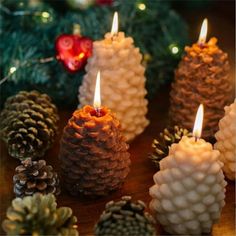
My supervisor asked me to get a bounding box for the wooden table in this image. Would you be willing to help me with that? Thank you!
[0,85,235,235]
[0,2,235,236]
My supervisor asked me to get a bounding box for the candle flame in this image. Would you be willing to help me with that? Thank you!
[93,71,101,110]
[198,18,208,44]
[111,12,118,36]
[193,104,204,140]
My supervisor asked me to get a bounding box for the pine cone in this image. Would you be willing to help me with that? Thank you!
[0,90,59,160]
[150,126,191,169]
[94,196,156,236]
[215,100,236,180]
[59,105,130,196]
[169,37,232,139]
[13,158,60,198]
[2,193,79,236]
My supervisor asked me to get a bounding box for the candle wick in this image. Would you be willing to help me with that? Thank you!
[95,107,101,117]
[194,136,198,142]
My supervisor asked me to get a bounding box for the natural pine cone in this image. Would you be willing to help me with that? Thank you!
[169,37,232,139]
[150,126,191,169]
[13,158,60,198]
[215,100,236,180]
[94,196,156,236]
[0,90,59,160]
[59,105,130,196]
[2,193,78,236]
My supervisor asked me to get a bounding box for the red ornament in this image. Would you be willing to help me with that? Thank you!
[95,0,113,6]
[55,34,93,73]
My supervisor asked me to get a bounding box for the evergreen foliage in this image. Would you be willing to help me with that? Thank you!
[0,0,188,108]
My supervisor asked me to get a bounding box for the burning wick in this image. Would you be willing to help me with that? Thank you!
[193,104,204,142]
[93,71,101,116]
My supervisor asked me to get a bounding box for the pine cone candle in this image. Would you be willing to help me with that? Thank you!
[59,105,130,196]
[13,158,60,197]
[78,14,149,141]
[149,135,227,235]
[150,126,191,169]
[214,100,236,181]
[0,90,59,160]
[2,193,78,236]
[169,21,232,139]
[94,196,156,236]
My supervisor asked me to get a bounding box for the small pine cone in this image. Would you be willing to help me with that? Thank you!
[0,90,59,160]
[149,126,191,169]
[94,196,156,236]
[13,158,60,198]
[59,105,130,196]
[2,193,78,236]
[169,37,232,139]
[215,100,236,180]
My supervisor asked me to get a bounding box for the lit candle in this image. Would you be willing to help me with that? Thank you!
[170,18,232,139]
[78,12,149,141]
[59,72,131,197]
[150,104,227,235]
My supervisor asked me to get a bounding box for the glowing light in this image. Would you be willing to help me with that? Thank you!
[42,12,50,18]
[171,46,179,54]
[9,67,17,74]
[138,3,146,10]
[198,18,208,44]
[93,71,101,110]
[193,104,204,140]
[111,12,118,36]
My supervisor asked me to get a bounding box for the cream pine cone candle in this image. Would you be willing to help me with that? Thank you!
[78,13,149,141]
[215,100,236,180]
[149,105,227,235]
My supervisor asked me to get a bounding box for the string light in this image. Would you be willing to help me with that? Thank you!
[40,11,51,23]
[0,57,55,86]
[137,3,146,11]
[9,67,17,74]
[169,44,179,55]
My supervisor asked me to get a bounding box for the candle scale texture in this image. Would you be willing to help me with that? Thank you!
[78,32,149,141]
[59,105,130,196]
[215,100,236,180]
[169,38,232,139]
[149,136,226,235]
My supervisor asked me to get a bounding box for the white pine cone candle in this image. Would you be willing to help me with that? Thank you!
[78,31,149,141]
[215,100,236,180]
[149,136,227,235]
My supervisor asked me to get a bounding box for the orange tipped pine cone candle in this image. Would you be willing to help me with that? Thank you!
[78,12,149,141]
[215,100,236,181]
[59,72,130,196]
[149,105,227,235]
[169,19,232,139]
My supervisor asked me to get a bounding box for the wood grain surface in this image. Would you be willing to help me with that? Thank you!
[0,1,235,235]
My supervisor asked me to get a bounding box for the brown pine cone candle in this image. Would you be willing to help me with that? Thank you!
[59,105,131,197]
[169,19,232,139]
[13,158,60,198]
